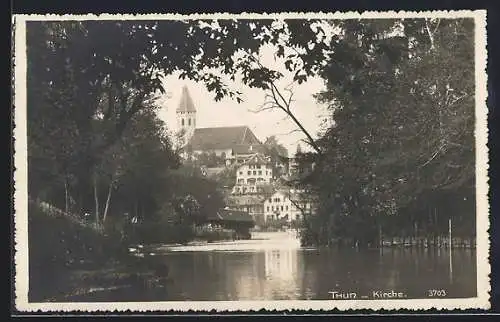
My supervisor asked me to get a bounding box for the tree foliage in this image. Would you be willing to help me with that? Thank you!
[301,18,476,247]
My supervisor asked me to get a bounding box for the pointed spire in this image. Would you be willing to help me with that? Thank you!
[177,85,196,113]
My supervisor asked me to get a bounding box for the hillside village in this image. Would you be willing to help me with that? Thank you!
[175,86,317,228]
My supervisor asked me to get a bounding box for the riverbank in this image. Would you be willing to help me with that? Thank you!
[27,200,252,301]
[28,200,167,301]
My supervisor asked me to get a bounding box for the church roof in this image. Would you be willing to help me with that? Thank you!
[188,126,261,151]
[177,86,196,113]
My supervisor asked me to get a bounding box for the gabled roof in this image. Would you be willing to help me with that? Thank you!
[242,153,271,166]
[177,86,196,113]
[202,167,226,177]
[188,126,261,151]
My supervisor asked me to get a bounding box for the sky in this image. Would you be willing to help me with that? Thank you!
[155,44,332,155]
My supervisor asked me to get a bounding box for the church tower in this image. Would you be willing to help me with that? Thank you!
[176,85,197,146]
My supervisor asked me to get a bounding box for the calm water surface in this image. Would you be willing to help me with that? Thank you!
[67,231,477,301]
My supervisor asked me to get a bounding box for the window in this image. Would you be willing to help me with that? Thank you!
[257,165,261,169]
[286,205,289,211]
[239,172,243,175]
[258,171,262,175]
[281,206,284,211]
[268,198,272,203]
[248,171,251,175]
[267,206,270,212]
[188,118,191,126]
[181,119,185,126]
[253,170,256,175]
[272,206,274,211]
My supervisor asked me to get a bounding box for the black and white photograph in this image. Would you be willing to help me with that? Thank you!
[12,11,489,311]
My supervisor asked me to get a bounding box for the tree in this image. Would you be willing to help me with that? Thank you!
[300,18,476,247]
[262,136,289,176]
[168,168,226,224]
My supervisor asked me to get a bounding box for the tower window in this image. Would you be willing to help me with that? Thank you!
[181,119,185,126]
[188,118,191,126]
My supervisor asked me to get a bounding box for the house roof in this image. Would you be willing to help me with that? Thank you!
[202,167,226,177]
[188,126,261,151]
[242,153,271,166]
[177,86,196,113]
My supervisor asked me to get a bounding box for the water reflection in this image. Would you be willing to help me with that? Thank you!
[64,232,477,301]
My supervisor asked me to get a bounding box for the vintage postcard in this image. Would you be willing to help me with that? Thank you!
[13,10,490,312]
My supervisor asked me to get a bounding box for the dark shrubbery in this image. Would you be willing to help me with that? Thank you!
[28,202,127,301]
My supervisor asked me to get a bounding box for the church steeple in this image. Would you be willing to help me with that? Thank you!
[176,86,197,146]
[177,85,197,113]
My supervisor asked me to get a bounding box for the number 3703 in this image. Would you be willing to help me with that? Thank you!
[428,289,447,297]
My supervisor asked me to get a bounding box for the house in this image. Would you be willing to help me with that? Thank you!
[263,189,315,223]
[206,208,255,239]
[234,153,273,186]
[226,195,268,226]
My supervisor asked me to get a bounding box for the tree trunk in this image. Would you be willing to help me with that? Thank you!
[379,223,383,248]
[64,177,69,214]
[94,173,100,225]
[102,178,114,223]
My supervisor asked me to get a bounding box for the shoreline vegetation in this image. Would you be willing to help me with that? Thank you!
[29,200,475,302]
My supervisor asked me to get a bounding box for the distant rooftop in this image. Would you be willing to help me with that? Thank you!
[187,126,261,151]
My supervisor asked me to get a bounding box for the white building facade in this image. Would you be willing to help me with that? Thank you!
[263,190,314,223]
[235,154,273,186]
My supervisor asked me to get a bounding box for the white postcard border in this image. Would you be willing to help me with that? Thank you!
[13,10,490,312]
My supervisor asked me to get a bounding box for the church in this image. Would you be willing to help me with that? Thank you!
[176,85,267,164]
[175,85,316,227]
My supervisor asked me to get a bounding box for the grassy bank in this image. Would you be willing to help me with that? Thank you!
[28,200,137,301]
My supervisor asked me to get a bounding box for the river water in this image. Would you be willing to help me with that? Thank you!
[65,231,477,301]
